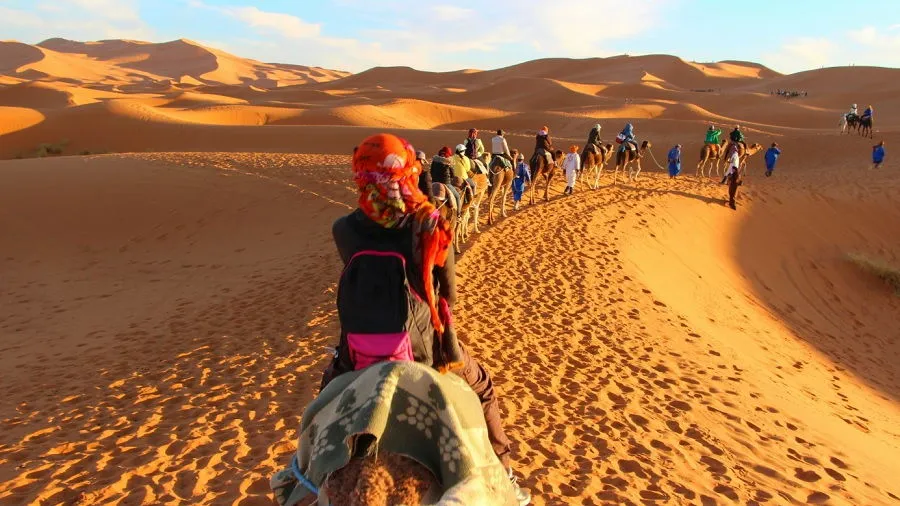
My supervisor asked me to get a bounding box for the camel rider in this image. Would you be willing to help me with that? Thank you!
[431,146,462,216]
[729,125,746,156]
[704,124,722,146]
[534,126,554,166]
[862,105,873,121]
[491,129,513,167]
[586,124,603,154]
[416,150,434,202]
[464,128,485,161]
[452,144,477,197]
[848,104,859,121]
[619,123,638,152]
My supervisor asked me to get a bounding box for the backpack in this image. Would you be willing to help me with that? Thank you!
[337,249,432,370]
[464,138,477,158]
[615,133,626,144]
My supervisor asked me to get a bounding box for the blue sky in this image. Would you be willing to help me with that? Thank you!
[2,0,899,74]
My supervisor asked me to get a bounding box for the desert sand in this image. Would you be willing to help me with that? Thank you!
[1,38,899,506]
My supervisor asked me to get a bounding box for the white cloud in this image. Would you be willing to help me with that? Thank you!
[431,5,474,22]
[765,37,835,72]
[192,0,674,72]
[765,26,900,73]
[1,0,153,42]
[223,6,321,39]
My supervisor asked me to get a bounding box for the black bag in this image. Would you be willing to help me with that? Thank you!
[337,249,433,370]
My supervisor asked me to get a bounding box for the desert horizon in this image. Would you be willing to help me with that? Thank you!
[1,30,899,506]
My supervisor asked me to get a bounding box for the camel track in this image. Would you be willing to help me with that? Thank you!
[456,174,898,505]
[1,153,898,506]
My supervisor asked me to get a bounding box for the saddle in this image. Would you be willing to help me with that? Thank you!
[471,158,488,175]
[489,156,511,172]
[618,143,636,154]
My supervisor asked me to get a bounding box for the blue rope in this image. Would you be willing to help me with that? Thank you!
[291,455,321,497]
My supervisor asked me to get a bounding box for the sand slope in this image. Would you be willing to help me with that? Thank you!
[1,37,900,506]
[1,150,899,506]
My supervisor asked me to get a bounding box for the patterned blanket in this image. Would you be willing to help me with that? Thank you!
[271,361,517,505]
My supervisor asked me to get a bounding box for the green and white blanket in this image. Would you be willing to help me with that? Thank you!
[271,361,517,505]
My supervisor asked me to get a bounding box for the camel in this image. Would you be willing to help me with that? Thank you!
[739,143,764,173]
[697,139,728,178]
[486,154,514,225]
[457,172,489,246]
[840,113,859,135]
[612,140,651,184]
[580,143,613,189]
[528,149,564,203]
[859,116,874,138]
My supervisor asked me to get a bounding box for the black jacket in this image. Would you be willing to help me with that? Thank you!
[418,164,434,200]
[534,133,553,153]
[430,156,454,186]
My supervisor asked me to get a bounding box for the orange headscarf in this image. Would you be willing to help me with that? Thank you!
[352,134,452,335]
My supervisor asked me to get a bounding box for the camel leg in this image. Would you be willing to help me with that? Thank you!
[633,159,642,181]
[500,184,508,218]
[486,187,495,226]
[453,216,461,254]
[473,195,482,234]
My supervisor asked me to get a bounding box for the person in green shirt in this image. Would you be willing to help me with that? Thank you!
[704,124,722,145]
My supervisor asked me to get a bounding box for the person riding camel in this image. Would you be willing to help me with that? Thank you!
[416,150,433,201]
[862,105,873,122]
[323,133,531,505]
[585,124,603,155]
[464,129,488,176]
[464,128,485,160]
[728,125,746,157]
[430,147,461,216]
[534,126,554,166]
[491,129,513,166]
[848,103,859,121]
[452,143,477,198]
[704,124,722,147]
[618,123,638,153]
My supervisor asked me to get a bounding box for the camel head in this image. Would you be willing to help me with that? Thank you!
[640,140,651,150]
[746,143,763,155]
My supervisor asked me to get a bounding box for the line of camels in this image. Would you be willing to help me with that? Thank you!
[433,138,761,253]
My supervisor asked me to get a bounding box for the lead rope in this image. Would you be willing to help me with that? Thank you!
[644,146,668,172]
[291,455,328,505]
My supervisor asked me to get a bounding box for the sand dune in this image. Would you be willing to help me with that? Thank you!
[2,150,898,506]
[1,36,900,506]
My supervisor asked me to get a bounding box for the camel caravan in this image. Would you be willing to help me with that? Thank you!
[411,121,780,252]
[269,101,879,503]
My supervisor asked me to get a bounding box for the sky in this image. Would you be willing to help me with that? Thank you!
[1,0,899,74]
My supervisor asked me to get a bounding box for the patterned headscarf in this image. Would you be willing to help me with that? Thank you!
[352,134,453,335]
